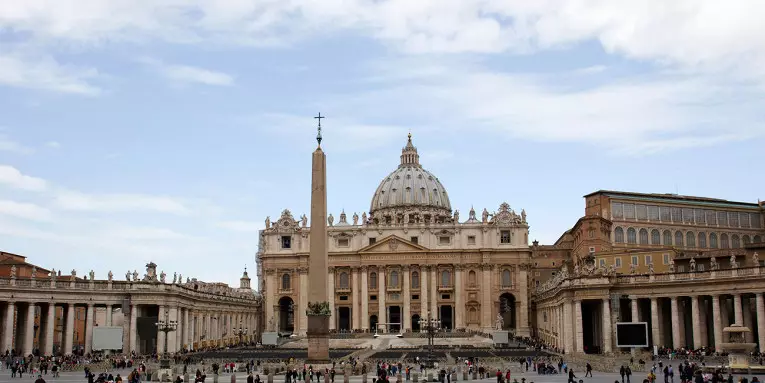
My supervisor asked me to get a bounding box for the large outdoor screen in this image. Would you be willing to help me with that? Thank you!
[615,322,649,347]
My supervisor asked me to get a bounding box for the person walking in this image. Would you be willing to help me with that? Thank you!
[625,366,632,383]
[568,369,577,383]
[620,366,626,383]
[585,363,593,377]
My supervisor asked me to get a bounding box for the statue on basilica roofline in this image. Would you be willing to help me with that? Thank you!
[353,212,359,226]
[10,265,16,278]
[126,271,131,281]
[482,208,489,223]
[753,252,759,266]
[521,209,527,223]
[89,270,95,281]
[108,271,113,281]
[710,256,718,270]
[160,271,166,283]
[668,258,675,273]
[453,210,459,223]
[469,207,476,221]
[689,257,697,272]
[362,212,368,225]
[265,216,271,229]
[328,213,334,226]
[301,214,307,228]
[730,255,739,269]
[173,272,177,284]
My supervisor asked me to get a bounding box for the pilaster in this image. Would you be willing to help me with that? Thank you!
[691,296,702,349]
[454,265,463,329]
[84,303,94,354]
[403,266,411,331]
[361,266,369,331]
[378,266,386,332]
[670,297,680,349]
[602,298,612,353]
[328,267,336,331]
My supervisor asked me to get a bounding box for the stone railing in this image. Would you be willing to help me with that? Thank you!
[0,277,260,304]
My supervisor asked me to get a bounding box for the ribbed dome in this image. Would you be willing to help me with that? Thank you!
[369,134,452,217]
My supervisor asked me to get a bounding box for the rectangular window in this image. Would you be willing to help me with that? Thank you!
[683,208,694,224]
[467,236,476,245]
[589,246,596,253]
[281,236,292,249]
[645,255,652,265]
[740,212,750,228]
[337,238,350,247]
[339,295,349,301]
[439,236,451,245]
[624,204,635,219]
[695,209,706,224]
[615,258,622,267]
[752,213,762,228]
[636,204,647,220]
[718,211,728,226]
[599,259,606,267]
[631,256,638,266]
[410,236,418,244]
[441,294,450,299]
[660,207,671,222]
[612,202,623,218]
[412,294,419,300]
[500,231,511,244]
[707,210,717,225]
[671,207,682,222]
[663,253,670,265]
[729,212,739,227]
[369,237,376,245]
[648,206,659,221]
[370,295,377,301]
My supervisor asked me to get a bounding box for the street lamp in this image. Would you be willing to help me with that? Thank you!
[233,321,248,346]
[155,314,178,368]
[418,311,441,367]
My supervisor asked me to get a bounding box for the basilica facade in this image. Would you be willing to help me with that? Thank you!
[257,135,533,336]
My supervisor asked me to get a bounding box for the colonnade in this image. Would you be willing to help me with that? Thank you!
[536,292,765,354]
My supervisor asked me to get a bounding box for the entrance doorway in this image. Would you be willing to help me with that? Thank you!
[412,314,421,332]
[439,305,453,330]
[338,307,351,332]
[499,293,516,330]
[370,315,378,333]
[389,306,401,332]
[278,296,295,334]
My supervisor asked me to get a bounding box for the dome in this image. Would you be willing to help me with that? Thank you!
[369,134,452,224]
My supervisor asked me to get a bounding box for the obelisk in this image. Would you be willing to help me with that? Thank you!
[307,113,330,362]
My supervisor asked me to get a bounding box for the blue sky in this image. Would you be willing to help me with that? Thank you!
[0,1,763,287]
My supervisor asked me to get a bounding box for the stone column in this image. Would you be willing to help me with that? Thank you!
[481,265,492,331]
[361,267,369,331]
[699,298,709,347]
[563,299,574,353]
[574,300,584,353]
[64,303,75,355]
[378,267,386,333]
[517,267,529,336]
[430,267,437,320]
[184,309,190,350]
[734,294,743,325]
[743,297,754,343]
[602,298,612,353]
[105,305,113,326]
[85,303,94,354]
[650,298,661,347]
[712,296,723,351]
[157,305,166,354]
[1,302,14,353]
[403,266,411,331]
[454,266,463,329]
[756,293,765,352]
[45,303,55,355]
[23,303,36,356]
[421,266,429,326]
[631,298,639,322]
[670,297,680,349]
[691,296,702,349]
[328,267,336,331]
[130,304,138,354]
[352,267,360,330]
[299,268,308,335]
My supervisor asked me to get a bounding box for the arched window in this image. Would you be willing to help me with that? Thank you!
[369,272,378,289]
[281,274,291,290]
[390,271,399,288]
[732,235,740,248]
[651,229,660,245]
[441,270,451,287]
[686,232,696,247]
[710,233,718,248]
[721,234,729,248]
[743,235,751,245]
[675,231,684,247]
[468,270,477,287]
[639,229,649,244]
[663,230,673,245]
[627,228,637,244]
[698,232,707,248]
[411,271,420,288]
[755,235,763,244]
[614,227,624,243]
[339,272,349,289]
[502,269,512,288]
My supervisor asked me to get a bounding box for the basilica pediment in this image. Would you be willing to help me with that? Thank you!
[358,235,428,253]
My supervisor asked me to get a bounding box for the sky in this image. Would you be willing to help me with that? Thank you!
[0,1,763,287]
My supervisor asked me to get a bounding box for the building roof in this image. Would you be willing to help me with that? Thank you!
[584,190,762,209]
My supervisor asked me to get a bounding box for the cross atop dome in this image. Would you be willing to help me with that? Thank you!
[400,132,420,167]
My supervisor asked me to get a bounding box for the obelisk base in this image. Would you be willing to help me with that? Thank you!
[307,315,330,363]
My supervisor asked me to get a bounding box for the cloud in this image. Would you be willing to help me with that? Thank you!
[0,135,34,154]
[103,226,191,240]
[0,200,52,221]
[0,53,101,95]
[216,220,261,233]
[53,191,193,214]
[0,165,47,191]
[138,57,234,86]
[45,141,61,149]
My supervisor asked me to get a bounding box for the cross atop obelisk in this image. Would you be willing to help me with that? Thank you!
[306,113,330,362]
